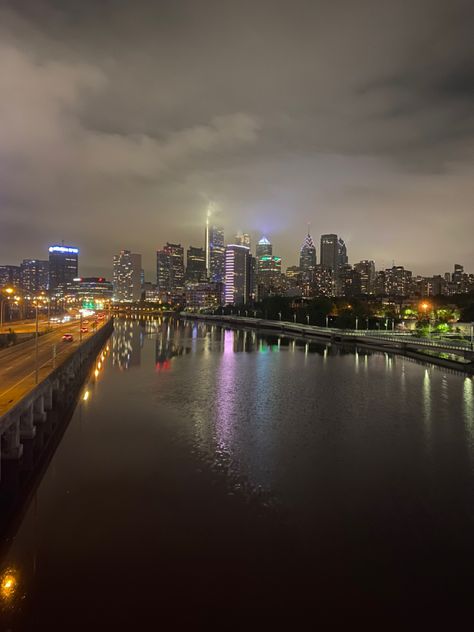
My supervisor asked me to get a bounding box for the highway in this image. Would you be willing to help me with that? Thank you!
[0,318,70,334]
[0,318,109,416]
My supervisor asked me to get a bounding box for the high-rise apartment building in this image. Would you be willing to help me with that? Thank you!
[224,245,251,305]
[48,244,79,294]
[353,260,376,295]
[186,246,206,282]
[0,265,21,289]
[156,243,185,297]
[113,250,142,302]
[20,259,49,294]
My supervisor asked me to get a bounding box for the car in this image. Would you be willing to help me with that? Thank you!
[80,327,89,333]
[62,333,74,342]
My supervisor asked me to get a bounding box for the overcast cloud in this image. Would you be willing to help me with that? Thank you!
[0,0,473,278]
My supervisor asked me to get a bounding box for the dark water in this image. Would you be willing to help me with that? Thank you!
[1,318,474,628]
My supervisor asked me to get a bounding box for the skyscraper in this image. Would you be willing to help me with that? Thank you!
[20,259,49,294]
[224,245,251,305]
[338,238,348,267]
[234,233,251,249]
[156,243,185,297]
[113,250,142,302]
[320,234,338,270]
[207,225,225,283]
[48,244,79,293]
[256,236,272,259]
[186,246,206,282]
[299,231,317,272]
[353,260,376,295]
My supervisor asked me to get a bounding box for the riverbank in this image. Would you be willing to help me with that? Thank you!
[182,313,474,374]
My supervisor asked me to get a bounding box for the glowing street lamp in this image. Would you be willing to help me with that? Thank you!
[0,287,15,330]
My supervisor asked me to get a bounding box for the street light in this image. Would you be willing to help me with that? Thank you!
[326,315,329,328]
[306,314,310,325]
[278,312,282,321]
[293,313,297,323]
[355,317,358,331]
[0,287,14,331]
[34,302,39,384]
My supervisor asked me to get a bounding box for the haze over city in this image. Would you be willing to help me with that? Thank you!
[1,0,473,278]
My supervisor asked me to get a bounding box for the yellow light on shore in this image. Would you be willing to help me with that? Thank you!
[83,390,90,401]
[1,568,18,601]
[94,369,99,378]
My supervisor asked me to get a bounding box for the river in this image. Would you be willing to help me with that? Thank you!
[1,318,474,628]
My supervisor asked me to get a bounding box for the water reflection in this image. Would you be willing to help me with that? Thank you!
[112,319,143,369]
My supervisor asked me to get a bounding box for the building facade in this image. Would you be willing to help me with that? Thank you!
[224,245,251,305]
[48,245,79,294]
[186,246,206,282]
[113,250,142,302]
[207,225,225,283]
[156,243,185,299]
[20,259,49,295]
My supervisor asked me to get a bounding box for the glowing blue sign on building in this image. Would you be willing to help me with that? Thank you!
[48,245,79,254]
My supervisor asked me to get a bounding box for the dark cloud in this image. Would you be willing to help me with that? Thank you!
[0,0,473,278]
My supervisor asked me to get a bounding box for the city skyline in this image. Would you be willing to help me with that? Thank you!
[1,1,473,277]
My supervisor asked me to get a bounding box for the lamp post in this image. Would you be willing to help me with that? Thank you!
[366,317,369,331]
[355,317,358,331]
[0,287,14,331]
[35,303,39,384]
[306,314,310,325]
[326,315,329,328]
[293,313,297,323]
[278,312,282,321]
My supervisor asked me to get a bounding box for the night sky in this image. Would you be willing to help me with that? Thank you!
[0,0,473,279]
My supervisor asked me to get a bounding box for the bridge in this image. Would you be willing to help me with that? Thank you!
[0,318,113,479]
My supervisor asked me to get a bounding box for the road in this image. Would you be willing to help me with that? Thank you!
[0,318,70,334]
[0,318,109,416]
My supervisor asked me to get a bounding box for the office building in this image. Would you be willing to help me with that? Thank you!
[320,234,338,270]
[48,244,79,293]
[113,250,142,302]
[224,245,251,305]
[234,233,251,249]
[186,246,206,282]
[65,277,114,307]
[299,231,317,272]
[185,282,222,310]
[338,238,348,267]
[206,225,225,283]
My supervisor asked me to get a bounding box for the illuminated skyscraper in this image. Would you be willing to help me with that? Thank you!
[256,236,272,260]
[207,225,225,282]
[354,260,376,294]
[48,244,79,293]
[157,243,185,297]
[186,246,206,282]
[113,250,142,302]
[299,231,317,272]
[224,244,251,305]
